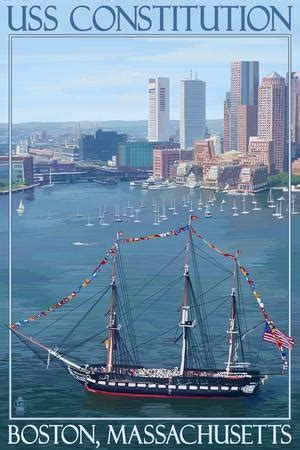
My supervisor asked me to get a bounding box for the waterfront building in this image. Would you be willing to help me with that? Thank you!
[207,134,222,155]
[292,158,300,176]
[247,137,274,174]
[53,144,80,162]
[194,140,215,165]
[258,72,286,172]
[180,78,206,149]
[148,77,170,142]
[118,141,167,171]
[223,91,231,152]
[237,104,258,153]
[237,166,268,192]
[205,164,241,190]
[79,129,127,162]
[0,155,33,185]
[230,61,259,151]
[153,148,180,179]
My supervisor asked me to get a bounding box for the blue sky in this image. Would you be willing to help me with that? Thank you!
[11,36,289,122]
[0,0,299,123]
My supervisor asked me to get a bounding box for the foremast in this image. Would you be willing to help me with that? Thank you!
[106,242,120,373]
[179,216,195,376]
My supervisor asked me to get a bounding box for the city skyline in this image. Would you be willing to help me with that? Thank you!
[7,37,289,123]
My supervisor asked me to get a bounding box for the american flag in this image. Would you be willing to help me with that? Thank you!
[263,322,294,349]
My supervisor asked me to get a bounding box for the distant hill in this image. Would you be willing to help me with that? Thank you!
[0,119,223,139]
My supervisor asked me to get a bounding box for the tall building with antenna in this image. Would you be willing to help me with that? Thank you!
[180,72,206,149]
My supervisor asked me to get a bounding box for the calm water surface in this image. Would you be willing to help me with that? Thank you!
[0,182,299,449]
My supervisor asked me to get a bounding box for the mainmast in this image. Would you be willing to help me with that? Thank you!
[226,255,238,374]
[106,243,119,373]
[179,216,195,376]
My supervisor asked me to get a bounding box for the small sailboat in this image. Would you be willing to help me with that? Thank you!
[189,201,194,213]
[140,199,145,209]
[253,201,261,211]
[169,198,175,211]
[197,191,203,210]
[241,201,249,215]
[48,208,53,221]
[42,168,54,189]
[153,211,159,226]
[115,207,123,223]
[122,206,128,219]
[233,206,239,216]
[267,189,276,208]
[251,195,256,205]
[85,215,94,227]
[277,201,284,220]
[272,203,280,217]
[134,209,141,223]
[76,208,83,218]
[204,204,212,218]
[291,196,298,215]
[16,199,25,215]
[232,199,238,210]
[160,200,168,220]
[172,198,179,215]
[128,207,135,218]
[153,201,158,214]
[182,196,187,207]
[100,216,109,226]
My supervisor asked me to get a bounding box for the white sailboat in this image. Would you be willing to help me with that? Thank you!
[115,207,123,222]
[267,189,276,208]
[232,199,238,210]
[272,203,280,217]
[134,209,141,223]
[204,204,212,218]
[189,201,194,213]
[100,216,109,226]
[253,201,261,211]
[43,167,54,189]
[182,195,187,207]
[197,191,203,210]
[85,215,94,227]
[277,201,284,219]
[291,195,298,215]
[160,200,168,220]
[48,208,53,220]
[128,206,135,218]
[241,200,249,214]
[172,198,179,215]
[16,199,25,215]
[153,211,159,225]
[76,208,83,218]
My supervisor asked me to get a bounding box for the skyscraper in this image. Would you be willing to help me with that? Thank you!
[223,91,231,153]
[290,72,300,153]
[180,78,206,149]
[230,61,259,151]
[148,77,170,142]
[258,72,286,172]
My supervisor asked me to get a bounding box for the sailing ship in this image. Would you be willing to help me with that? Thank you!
[16,199,25,215]
[42,168,54,189]
[10,218,293,399]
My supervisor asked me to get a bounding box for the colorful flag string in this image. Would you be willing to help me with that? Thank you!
[190,225,294,372]
[9,224,190,330]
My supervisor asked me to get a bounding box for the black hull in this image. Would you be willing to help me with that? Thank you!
[68,366,261,398]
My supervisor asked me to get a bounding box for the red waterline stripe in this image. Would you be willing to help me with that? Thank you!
[84,385,237,399]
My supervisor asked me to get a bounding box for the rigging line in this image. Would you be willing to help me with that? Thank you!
[192,249,233,274]
[11,328,48,365]
[133,275,183,309]
[61,328,108,354]
[32,285,111,338]
[119,324,179,358]
[192,242,233,274]
[131,277,182,323]
[58,285,111,349]
[128,246,186,300]
[200,273,234,299]
[116,249,139,364]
